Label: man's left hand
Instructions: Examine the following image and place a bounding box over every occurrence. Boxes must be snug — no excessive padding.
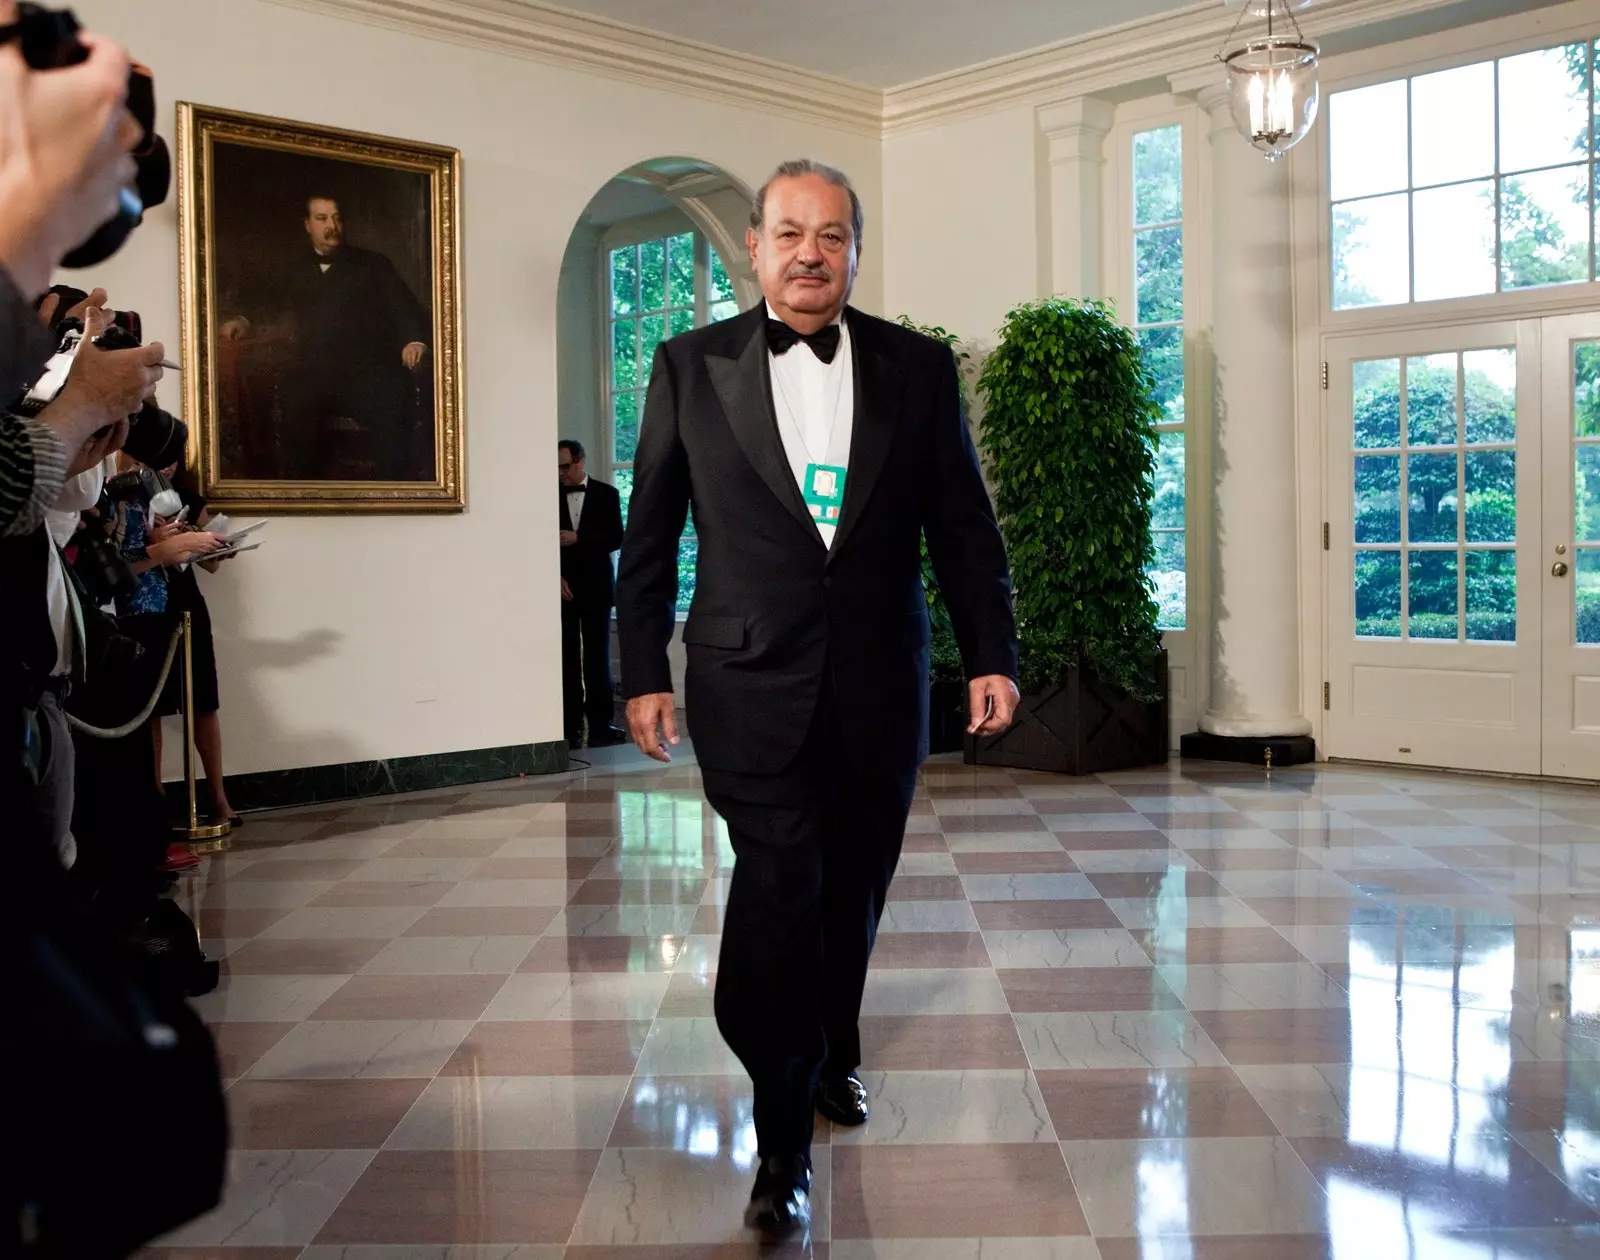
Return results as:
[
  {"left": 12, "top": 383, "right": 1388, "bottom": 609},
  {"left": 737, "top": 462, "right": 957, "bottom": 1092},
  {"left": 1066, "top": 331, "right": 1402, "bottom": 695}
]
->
[
  {"left": 401, "top": 341, "right": 427, "bottom": 369},
  {"left": 967, "top": 674, "right": 1020, "bottom": 736}
]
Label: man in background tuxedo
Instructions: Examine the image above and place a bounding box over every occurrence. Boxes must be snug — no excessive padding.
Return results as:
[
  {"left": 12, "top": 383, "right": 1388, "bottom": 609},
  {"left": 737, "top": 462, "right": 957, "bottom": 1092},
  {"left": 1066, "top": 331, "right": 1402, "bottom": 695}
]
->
[
  {"left": 559, "top": 439, "right": 625, "bottom": 748},
  {"left": 617, "top": 159, "right": 1019, "bottom": 1237}
]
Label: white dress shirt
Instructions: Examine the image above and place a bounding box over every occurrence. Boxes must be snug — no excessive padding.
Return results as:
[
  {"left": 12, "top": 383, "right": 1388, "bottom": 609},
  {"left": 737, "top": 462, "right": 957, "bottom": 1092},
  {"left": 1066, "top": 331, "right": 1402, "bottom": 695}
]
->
[
  {"left": 766, "top": 302, "right": 854, "bottom": 548},
  {"left": 565, "top": 474, "right": 589, "bottom": 533}
]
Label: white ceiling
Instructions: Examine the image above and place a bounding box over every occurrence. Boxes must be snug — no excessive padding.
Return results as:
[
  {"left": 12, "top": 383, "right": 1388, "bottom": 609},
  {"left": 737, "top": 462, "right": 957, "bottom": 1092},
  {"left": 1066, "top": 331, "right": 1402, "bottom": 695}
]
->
[{"left": 538, "top": 0, "right": 1202, "bottom": 87}]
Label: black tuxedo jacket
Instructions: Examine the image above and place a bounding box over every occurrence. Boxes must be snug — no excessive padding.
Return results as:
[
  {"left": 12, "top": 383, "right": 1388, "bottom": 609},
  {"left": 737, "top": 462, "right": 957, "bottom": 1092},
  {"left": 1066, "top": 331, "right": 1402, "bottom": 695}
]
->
[
  {"left": 616, "top": 305, "right": 1017, "bottom": 777},
  {"left": 560, "top": 476, "right": 623, "bottom": 609}
]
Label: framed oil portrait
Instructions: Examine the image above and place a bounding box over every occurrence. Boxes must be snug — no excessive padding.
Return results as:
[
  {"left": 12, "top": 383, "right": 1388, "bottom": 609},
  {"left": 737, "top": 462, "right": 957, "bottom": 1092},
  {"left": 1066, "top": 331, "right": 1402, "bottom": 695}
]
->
[{"left": 177, "top": 103, "right": 464, "bottom": 512}]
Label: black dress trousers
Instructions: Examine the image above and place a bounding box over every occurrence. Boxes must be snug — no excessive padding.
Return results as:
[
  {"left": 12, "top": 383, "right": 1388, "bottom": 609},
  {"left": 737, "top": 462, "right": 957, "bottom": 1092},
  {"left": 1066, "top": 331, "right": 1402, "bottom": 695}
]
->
[
  {"left": 701, "top": 674, "right": 917, "bottom": 1160},
  {"left": 561, "top": 588, "right": 615, "bottom": 740}
]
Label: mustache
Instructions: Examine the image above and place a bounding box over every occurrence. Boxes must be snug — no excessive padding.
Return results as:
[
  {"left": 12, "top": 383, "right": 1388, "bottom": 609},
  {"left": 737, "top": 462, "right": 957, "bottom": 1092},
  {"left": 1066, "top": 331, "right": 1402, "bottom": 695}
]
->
[{"left": 785, "top": 263, "right": 832, "bottom": 280}]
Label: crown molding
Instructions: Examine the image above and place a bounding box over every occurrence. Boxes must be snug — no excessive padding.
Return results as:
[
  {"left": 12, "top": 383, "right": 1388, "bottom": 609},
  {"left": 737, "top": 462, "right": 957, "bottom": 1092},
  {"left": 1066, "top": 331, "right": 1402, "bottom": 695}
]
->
[
  {"left": 261, "top": 0, "right": 1547, "bottom": 143},
  {"left": 881, "top": 0, "right": 1469, "bottom": 135},
  {"left": 260, "top": 0, "right": 884, "bottom": 136}
]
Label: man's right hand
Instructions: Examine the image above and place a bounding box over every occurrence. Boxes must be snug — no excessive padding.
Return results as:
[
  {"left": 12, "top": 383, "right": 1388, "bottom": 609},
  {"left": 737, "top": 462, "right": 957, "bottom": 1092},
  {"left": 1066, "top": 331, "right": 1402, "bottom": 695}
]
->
[
  {"left": 625, "top": 693, "right": 679, "bottom": 762},
  {"left": 40, "top": 306, "right": 164, "bottom": 453},
  {"left": 559, "top": 530, "right": 578, "bottom": 547},
  {"left": 219, "top": 317, "right": 252, "bottom": 340},
  {"left": 0, "top": 5, "right": 137, "bottom": 295}
]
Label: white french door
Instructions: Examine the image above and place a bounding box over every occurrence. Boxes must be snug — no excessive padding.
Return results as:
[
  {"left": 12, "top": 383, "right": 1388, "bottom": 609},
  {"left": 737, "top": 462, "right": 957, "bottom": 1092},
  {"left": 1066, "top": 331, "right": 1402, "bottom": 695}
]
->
[
  {"left": 1541, "top": 314, "right": 1600, "bottom": 777},
  {"left": 1325, "top": 315, "right": 1600, "bottom": 780}
]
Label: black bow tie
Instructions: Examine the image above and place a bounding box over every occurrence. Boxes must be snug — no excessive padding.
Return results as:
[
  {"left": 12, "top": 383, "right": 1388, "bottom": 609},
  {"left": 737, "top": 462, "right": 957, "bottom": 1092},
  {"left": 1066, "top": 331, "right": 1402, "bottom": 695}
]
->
[
  {"left": 566, "top": 485, "right": 585, "bottom": 494},
  {"left": 766, "top": 319, "right": 841, "bottom": 364}
]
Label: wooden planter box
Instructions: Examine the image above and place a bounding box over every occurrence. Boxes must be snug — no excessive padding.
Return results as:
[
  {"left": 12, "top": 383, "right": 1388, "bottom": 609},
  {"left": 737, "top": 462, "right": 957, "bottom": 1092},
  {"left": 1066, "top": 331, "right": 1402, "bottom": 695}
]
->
[
  {"left": 965, "top": 652, "right": 1169, "bottom": 776},
  {"left": 928, "top": 678, "right": 969, "bottom": 755}
]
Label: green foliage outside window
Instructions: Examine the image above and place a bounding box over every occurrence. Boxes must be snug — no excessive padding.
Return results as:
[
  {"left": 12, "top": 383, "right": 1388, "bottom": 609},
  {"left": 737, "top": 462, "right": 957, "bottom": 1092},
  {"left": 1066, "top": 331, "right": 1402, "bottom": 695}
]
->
[
  {"left": 1333, "top": 40, "right": 1598, "bottom": 307},
  {"left": 976, "top": 298, "right": 1163, "bottom": 699},
  {"left": 1132, "top": 124, "right": 1186, "bottom": 631},
  {"left": 610, "top": 231, "right": 740, "bottom": 614},
  {"left": 1352, "top": 357, "right": 1519, "bottom": 640}
]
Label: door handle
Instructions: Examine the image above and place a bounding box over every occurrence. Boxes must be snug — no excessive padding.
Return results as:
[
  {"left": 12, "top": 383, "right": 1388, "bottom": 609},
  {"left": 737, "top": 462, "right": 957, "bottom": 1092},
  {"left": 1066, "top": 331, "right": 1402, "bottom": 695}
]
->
[{"left": 1553, "top": 561, "right": 1570, "bottom": 578}]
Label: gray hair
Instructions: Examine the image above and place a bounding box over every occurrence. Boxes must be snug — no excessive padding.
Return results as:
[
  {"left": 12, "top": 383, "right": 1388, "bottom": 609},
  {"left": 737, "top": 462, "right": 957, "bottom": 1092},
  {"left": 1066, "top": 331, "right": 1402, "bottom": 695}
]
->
[{"left": 749, "top": 159, "right": 864, "bottom": 247}]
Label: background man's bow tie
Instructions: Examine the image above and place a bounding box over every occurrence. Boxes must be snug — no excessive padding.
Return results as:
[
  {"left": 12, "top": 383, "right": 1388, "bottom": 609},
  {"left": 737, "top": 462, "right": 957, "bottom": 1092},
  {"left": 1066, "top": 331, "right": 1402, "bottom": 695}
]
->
[{"left": 766, "top": 319, "right": 841, "bottom": 364}]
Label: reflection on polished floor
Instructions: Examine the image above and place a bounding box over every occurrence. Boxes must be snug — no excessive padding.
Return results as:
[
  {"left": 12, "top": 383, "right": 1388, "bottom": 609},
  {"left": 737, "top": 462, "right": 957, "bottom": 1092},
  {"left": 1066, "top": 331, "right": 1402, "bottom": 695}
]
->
[{"left": 139, "top": 753, "right": 1600, "bottom": 1259}]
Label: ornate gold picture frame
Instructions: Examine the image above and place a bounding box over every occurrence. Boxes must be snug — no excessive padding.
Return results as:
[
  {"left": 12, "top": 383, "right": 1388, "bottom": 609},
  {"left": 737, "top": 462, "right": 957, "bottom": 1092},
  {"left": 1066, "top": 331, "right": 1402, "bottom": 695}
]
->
[{"left": 177, "top": 103, "right": 464, "bottom": 512}]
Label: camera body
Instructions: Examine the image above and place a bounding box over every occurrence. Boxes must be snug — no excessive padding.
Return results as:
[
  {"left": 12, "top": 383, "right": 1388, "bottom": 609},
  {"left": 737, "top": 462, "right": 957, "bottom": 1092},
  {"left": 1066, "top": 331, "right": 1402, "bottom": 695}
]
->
[
  {"left": 71, "top": 466, "right": 181, "bottom": 607},
  {"left": 1, "top": 5, "right": 172, "bottom": 268},
  {"left": 13, "top": 314, "right": 188, "bottom": 468}
]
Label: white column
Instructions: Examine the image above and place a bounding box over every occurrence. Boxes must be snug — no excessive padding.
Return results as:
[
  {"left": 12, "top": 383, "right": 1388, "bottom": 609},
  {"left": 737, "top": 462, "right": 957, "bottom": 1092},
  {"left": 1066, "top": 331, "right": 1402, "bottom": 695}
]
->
[
  {"left": 1194, "top": 82, "right": 1311, "bottom": 739},
  {"left": 1038, "top": 96, "right": 1115, "bottom": 298}
]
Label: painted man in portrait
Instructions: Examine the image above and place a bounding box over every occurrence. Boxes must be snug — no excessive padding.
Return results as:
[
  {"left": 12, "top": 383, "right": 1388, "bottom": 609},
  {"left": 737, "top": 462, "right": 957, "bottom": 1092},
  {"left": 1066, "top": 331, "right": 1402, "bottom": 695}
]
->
[{"left": 220, "top": 195, "right": 431, "bottom": 481}]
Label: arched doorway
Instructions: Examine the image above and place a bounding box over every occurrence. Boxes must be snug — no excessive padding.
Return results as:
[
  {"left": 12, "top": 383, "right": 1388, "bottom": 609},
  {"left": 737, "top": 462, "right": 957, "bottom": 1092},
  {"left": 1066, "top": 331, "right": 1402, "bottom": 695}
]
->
[
  {"left": 555, "top": 158, "right": 754, "bottom": 735},
  {"left": 558, "top": 157, "right": 755, "bottom": 534}
]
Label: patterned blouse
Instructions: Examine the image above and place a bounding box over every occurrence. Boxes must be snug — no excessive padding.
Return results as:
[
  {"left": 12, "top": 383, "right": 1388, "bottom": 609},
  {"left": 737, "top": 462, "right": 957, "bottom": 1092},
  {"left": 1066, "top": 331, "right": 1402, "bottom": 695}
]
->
[{"left": 116, "top": 505, "right": 168, "bottom": 616}]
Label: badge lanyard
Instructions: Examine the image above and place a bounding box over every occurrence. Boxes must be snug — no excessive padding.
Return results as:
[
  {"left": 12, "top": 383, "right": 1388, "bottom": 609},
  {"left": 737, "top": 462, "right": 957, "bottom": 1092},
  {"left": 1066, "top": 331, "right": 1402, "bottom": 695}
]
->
[{"left": 771, "top": 335, "right": 851, "bottom": 526}]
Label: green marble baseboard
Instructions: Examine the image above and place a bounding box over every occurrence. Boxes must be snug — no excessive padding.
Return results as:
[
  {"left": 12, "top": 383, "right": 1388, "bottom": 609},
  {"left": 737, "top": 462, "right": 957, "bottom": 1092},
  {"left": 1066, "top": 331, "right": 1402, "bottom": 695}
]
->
[{"left": 166, "top": 739, "right": 569, "bottom": 814}]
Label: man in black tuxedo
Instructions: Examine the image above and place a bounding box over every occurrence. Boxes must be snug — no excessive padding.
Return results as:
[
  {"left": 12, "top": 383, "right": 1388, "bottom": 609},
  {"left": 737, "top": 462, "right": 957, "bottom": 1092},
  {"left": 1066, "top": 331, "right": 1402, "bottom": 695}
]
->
[
  {"left": 559, "top": 439, "right": 626, "bottom": 748},
  {"left": 616, "top": 160, "right": 1019, "bottom": 1236}
]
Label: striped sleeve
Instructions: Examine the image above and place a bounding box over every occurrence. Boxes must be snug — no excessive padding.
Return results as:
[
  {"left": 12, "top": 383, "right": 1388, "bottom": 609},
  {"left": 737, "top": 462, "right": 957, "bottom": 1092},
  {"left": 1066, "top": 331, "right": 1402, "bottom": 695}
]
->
[
  {"left": 0, "top": 263, "right": 68, "bottom": 535},
  {"left": 0, "top": 414, "right": 69, "bottom": 537}
]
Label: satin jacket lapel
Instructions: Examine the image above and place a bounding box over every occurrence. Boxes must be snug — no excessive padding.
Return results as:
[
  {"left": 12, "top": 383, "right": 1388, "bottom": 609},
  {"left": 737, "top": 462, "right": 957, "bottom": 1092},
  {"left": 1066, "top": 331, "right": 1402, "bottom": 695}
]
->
[
  {"left": 829, "top": 308, "right": 903, "bottom": 562},
  {"left": 706, "top": 311, "right": 820, "bottom": 543}
]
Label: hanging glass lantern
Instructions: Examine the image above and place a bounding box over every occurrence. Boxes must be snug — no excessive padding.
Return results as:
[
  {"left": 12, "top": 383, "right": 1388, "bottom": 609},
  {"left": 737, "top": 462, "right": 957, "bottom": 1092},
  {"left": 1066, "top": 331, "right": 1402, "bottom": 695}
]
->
[{"left": 1218, "top": 0, "right": 1321, "bottom": 160}]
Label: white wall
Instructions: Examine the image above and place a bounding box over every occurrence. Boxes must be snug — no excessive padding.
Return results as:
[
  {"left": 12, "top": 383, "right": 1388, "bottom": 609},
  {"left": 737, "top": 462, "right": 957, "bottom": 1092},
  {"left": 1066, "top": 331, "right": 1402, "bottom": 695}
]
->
[
  {"left": 557, "top": 222, "right": 604, "bottom": 461},
  {"left": 68, "top": 0, "right": 880, "bottom": 776},
  {"left": 882, "top": 106, "right": 1044, "bottom": 353}
]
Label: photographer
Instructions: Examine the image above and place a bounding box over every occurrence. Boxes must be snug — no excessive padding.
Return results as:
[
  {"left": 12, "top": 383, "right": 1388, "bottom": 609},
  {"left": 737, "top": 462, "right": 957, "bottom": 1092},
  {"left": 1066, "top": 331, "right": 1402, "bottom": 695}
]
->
[
  {"left": 154, "top": 462, "right": 239, "bottom": 826},
  {"left": 2, "top": 12, "right": 229, "bottom": 1258},
  {"left": 0, "top": 0, "right": 140, "bottom": 529},
  {"left": 3, "top": 301, "right": 165, "bottom": 864}
]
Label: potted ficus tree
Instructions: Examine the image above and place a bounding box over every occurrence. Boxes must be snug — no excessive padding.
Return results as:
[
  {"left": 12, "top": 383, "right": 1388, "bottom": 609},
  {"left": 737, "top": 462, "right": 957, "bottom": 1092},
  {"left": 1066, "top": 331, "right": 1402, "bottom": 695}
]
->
[{"left": 965, "top": 297, "right": 1168, "bottom": 774}]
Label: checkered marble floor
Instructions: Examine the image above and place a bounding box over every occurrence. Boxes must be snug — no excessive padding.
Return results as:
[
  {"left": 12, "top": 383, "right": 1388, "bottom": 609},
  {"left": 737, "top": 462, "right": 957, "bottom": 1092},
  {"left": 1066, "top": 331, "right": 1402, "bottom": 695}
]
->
[{"left": 136, "top": 752, "right": 1600, "bottom": 1259}]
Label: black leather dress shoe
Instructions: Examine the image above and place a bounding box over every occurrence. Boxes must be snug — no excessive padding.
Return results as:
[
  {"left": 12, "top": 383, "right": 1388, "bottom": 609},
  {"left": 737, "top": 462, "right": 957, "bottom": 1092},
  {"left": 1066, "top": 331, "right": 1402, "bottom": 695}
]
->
[
  {"left": 744, "top": 1153, "right": 812, "bottom": 1236},
  {"left": 587, "top": 725, "right": 629, "bottom": 747},
  {"left": 816, "top": 1072, "right": 869, "bottom": 1126}
]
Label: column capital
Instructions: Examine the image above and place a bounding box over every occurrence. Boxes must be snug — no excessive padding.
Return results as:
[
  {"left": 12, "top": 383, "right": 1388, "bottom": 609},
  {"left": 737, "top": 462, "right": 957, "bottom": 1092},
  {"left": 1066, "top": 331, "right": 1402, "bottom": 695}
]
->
[{"left": 1037, "top": 95, "right": 1115, "bottom": 162}]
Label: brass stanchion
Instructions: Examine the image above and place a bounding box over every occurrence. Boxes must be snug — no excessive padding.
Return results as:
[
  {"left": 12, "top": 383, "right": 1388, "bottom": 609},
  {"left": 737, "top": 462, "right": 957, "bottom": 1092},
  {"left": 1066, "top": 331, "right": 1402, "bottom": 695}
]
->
[{"left": 174, "top": 610, "right": 231, "bottom": 851}]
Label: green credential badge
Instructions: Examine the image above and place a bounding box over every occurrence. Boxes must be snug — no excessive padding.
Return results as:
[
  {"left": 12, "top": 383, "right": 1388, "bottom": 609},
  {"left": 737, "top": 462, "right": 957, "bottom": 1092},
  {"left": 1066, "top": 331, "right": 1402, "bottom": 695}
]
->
[{"left": 803, "top": 463, "right": 847, "bottom": 523}]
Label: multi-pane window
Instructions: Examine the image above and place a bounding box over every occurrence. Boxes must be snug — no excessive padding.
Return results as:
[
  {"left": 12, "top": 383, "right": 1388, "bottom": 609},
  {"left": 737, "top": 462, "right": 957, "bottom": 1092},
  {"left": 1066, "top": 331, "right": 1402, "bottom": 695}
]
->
[
  {"left": 1132, "top": 124, "right": 1186, "bottom": 631},
  {"left": 1330, "top": 39, "right": 1599, "bottom": 308},
  {"left": 1575, "top": 340, "right": 1600, "bottom": 644},
  {"left": 1351, "top": 350, "right": 1518, "bottom": 641},
  {"left": 608, "top": 231, "right": 739, "bottom": 613}
]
